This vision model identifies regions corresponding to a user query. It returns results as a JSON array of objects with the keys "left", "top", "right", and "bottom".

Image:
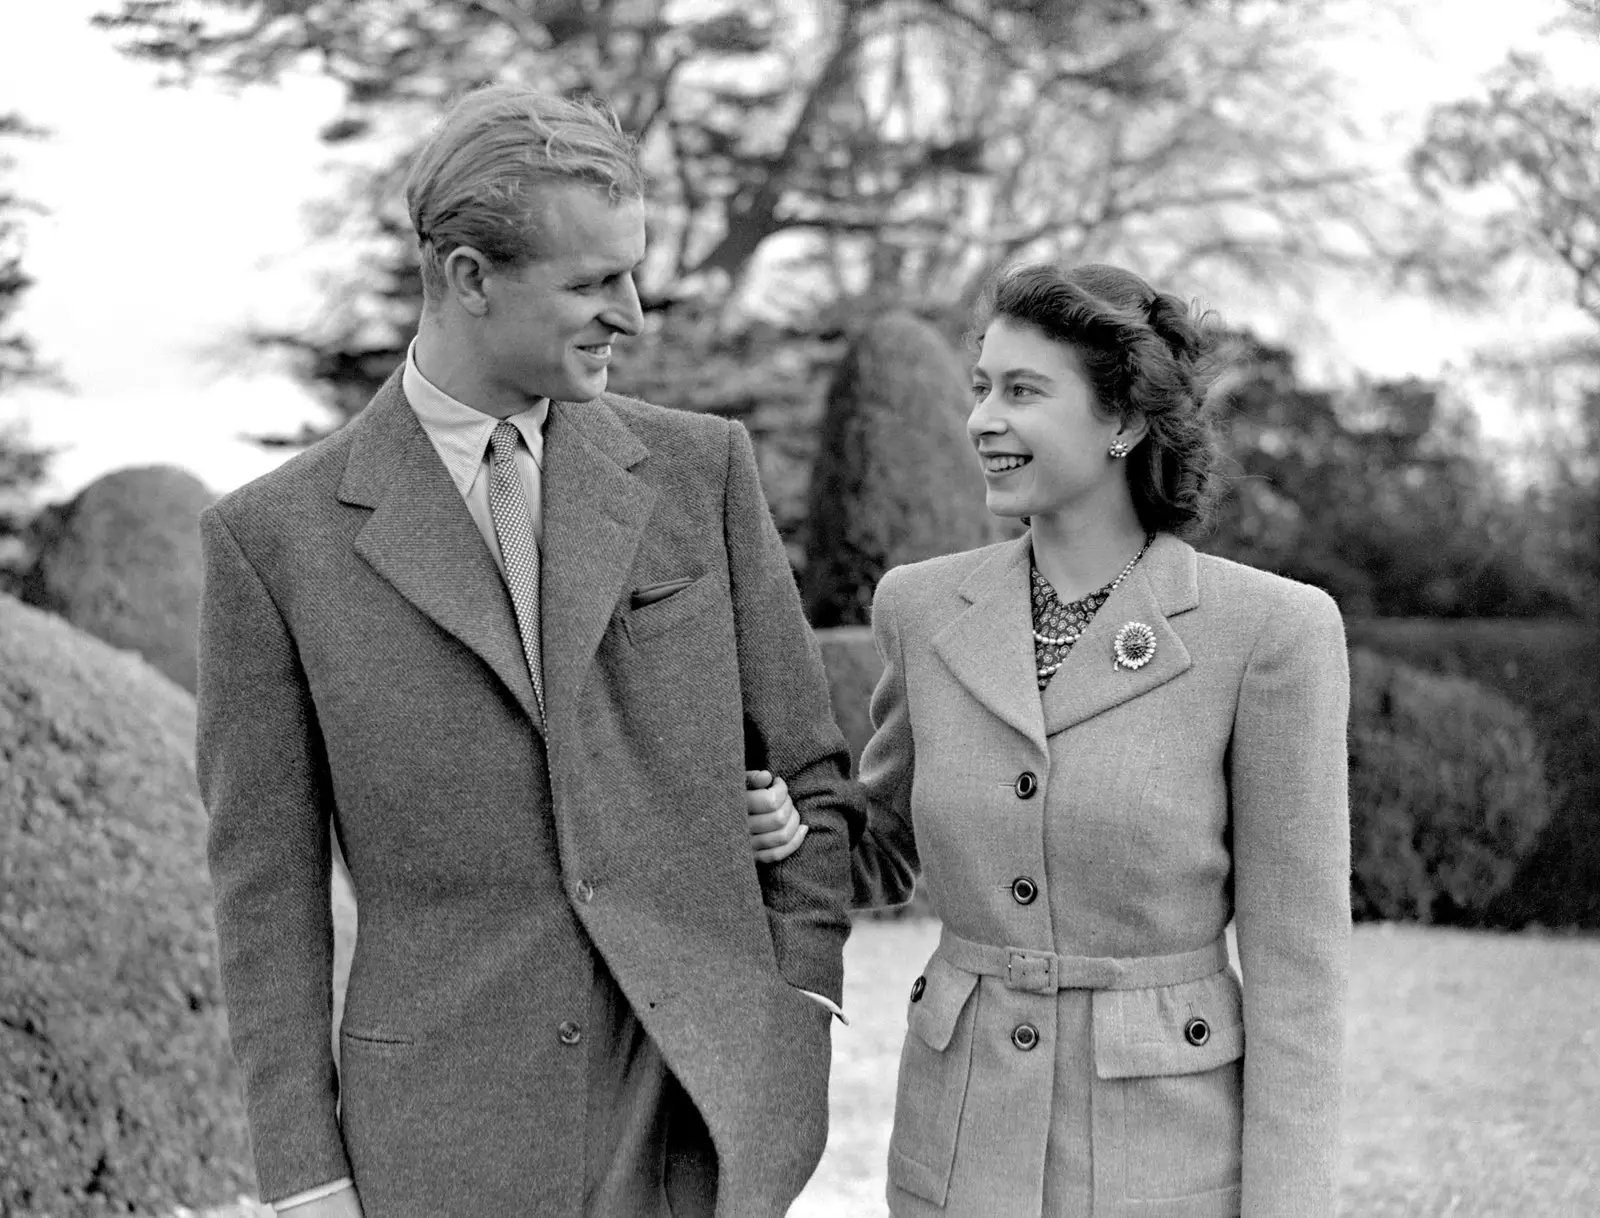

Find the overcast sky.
[{"left": 1, "top": 0, "right": 1595, "bottom": 500}]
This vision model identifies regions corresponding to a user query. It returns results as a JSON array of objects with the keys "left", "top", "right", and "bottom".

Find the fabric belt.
[{"left": 936, "top": 927, "right": 1229, "bottom": 993}]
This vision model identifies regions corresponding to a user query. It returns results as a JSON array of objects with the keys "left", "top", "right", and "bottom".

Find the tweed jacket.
[
  {"left": 852, "top": 532, "right": 1350, "bottom": 1217},
  {"left": 195, "top": 370, "right": 862, "bottom": 1216}
]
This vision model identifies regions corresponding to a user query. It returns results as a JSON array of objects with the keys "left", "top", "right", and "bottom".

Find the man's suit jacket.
[
  {"left": 195, "top": 370, "right": 862, "bottom": 1216},
  {"left": 852, "top": 533, "right": 1350, "bottom": 1216}
]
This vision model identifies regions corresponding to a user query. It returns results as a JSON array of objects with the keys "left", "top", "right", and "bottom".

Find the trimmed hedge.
[
  {"left": 0, "top": 593, "right": 253, "bottom": 1212},
  {"left": 1347, "top": 647, "right": 1551, "bottom": 924},
  {"left": 1347, "top": 618, "right": 1600, "bottom": 930},
  {"left": 800, "top": 312, "right": 995, "bottom": 628},
  {"left": 21, "top": 465, "right": 213, "bottom": 693},
  {"left": 818, "top": 626, "right": 1562, "bottom": 927}
]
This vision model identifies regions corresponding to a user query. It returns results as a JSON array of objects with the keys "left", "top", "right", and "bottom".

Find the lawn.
[
  {"left": 174, "top": 918, "right": 1599, "bottom": 1218},
  {"left": 789, "top": 918, "right": 1599, "bottom": 1218}
]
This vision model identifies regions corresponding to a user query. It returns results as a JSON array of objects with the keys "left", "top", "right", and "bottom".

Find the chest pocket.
[
  {"left": 887, "top": 955, "right": 980, "bottom": 1206},
  {"left": 622, "top": 573, "right": 717, "bottom": 644},
  {"left": 1091, "top": 966, "right": 1245, "bottom": 1211}
]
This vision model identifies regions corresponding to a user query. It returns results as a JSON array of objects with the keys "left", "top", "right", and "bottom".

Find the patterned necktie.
[{"left": 487, "top": 421, "right": 546, "bottom": 725}]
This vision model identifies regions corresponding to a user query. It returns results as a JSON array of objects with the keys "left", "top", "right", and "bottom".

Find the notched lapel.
[
  {"left": 538, "top": 398, "right": 656, "bottom": 729},
  {"left": 930, "top": 538, "right": 1047, "bottom": 754},
  {"left": 1041, "top": 535, "right": 1197, "bottom": 736},
  {"left": 343, "top": 385, "right": 543, "bottom": 727}
]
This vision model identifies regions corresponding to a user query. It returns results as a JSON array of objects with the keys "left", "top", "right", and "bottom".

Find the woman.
[{"left": 747, "top": 262, "right": 1350, "bottom": 1216}]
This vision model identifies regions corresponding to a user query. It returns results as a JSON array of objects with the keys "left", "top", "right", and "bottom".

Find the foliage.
[
  {"left": 0, "top": 594, "right": 253, "bottom": 1213},
  {"left": 1346, "top": 646, "right": 1552, "bottom": 925},
  {"left": 801, "top": 311, "right": 993, "bottom": 626},
  {"left": 0, "top": 113, "right": 55, "bottom": 559},
  {"left": 20, "top": 465, "right": 215, "bottom": 693},
  {"left": 1347, "top": 617, "right": 1600, "bottom": 931},
  {"left": 1204, "top": 333, "right": 1578, "bottom": 618},
  {"left": 93, "top": 0, "right": 1394, "bottom": 438}
]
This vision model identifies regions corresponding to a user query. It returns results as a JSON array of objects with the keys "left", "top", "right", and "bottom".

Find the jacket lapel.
[
  {"left": 930, "top": 536, "right": 1048, "bottom": 755},
  {"left": 339, "top": 372, "right": 542, "bottom": 727},
  {"left": 1041, "top": 532, "right": 1198, "bottom": 736},
  {"left": 538, "top": 396, "right": 656, "bottom": 732}
]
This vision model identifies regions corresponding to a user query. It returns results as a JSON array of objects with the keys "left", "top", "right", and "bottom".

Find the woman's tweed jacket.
[
  {"left": 852, "top": 532, "right": 1350, "bottom": 1217},
  {"left": 195, "top": 372, "right": 861, "bottom": 1216}
]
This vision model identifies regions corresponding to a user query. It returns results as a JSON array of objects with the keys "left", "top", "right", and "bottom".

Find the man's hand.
[
  {"left": 745, "top": 769, "right": 807, "bottom": 863},
  {"left": 277, "top": 1185, "right": 365, "bottom": 1218}
]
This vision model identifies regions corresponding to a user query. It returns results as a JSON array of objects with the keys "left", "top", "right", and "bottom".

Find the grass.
[{"left": 171, "top": 918, "right": 1600, "bottom": 1218}]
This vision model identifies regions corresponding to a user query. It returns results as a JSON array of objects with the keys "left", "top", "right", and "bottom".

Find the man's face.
[{"left": 478, "top": 182, "right": 647, "bottom": 404}]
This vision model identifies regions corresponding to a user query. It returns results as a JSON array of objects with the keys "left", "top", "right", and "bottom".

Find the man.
[{"left": 196, "top": 85, "right": 861, "bottom": 1217}]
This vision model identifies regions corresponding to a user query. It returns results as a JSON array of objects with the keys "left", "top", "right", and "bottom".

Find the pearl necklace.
[{"left": 1033, "top": 534, "right": 1155, "bottom": 679}]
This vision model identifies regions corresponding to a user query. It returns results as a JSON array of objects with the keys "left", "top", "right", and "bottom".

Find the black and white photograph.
[{"left": 1, "top": 1, "right": 1597, "bottom": 1215}]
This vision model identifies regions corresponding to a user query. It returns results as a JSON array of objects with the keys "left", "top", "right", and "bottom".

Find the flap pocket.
[
  {"left": 623, "top": 572, "right": 716, "bottom": 643},
  {"left": 1093, "top": 966, "right": 1244, "bottom": 1079},
  {"left": 907, "top": 955, "right": 980, "bottom": 1052}
]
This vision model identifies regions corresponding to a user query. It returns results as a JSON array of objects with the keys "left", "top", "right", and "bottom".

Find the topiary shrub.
[
  {"left": 801, "top": 311, "right": 995, "bottom": 627},
  {"left": 0, "top": 593, "right": 254, "bottom": 1213},
  {"left": 21, "top": 465, "right": 214, "bottom": 693},
  {"left": 1347, "top": 646, "right": 1553, "bottom": 924}
]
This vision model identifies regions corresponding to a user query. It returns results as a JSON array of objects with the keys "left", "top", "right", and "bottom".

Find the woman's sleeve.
[
  {"left": 850, "top": 567, "right": 921, "bottom": 909},
  {"left": 1230, "top": 582, "right": 1351, "bottom": 1218}
]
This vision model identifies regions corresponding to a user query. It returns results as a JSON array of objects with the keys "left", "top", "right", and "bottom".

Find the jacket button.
[
  {"left": 574, "top": 878, "right": 595, "bottom": 904},
  {"left": 910, "top": 975, "right": 926, "bottom": 1003},
  {"left": 1184, "top": 1017, "right": 1210, "bottom": 1047},
  {"left": 558, "top": 1021, "right": 583, "bottom": 1046},
  {"left": 1011, "top": 876, "right": 1038, "bottom": 905},
  {"left": 1014, "top": 771, "right": 1039, "bottom": 799},
  {"left": 1011, "top": 1023, "right": 1040, "bottom": 1051}
]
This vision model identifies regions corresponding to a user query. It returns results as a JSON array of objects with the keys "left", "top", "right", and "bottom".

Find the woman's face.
[{"left": 967, "top": 318, "right": 1133, "bottom": 523}]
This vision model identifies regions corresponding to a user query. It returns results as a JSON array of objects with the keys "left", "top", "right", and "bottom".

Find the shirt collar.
[{"left": 402, "top": 338, "right": 549, "bottom": 497}]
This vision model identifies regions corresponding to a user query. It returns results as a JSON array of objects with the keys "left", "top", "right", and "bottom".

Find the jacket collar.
[
  {"left": 337, "top": 372, "right": 656, "bottom": 741},
  {"left": 930, "top": 531, "right": 1199, "bottom": 749}
]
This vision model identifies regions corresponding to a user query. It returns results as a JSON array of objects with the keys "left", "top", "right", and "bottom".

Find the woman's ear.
[{"left": 1115, "top": 411, "right": 1150, "bottom": 450}]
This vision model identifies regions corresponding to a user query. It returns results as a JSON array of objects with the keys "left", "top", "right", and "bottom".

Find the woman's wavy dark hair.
[{"left": 971, "top": 261, "right": 1228, "bottom": 538}]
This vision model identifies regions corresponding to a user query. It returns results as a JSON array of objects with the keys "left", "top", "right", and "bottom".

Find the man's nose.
[{"left": 604, "top": 274, "right": 644, "bottom": 338}]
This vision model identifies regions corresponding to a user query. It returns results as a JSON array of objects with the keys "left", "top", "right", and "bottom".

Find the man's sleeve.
[
  {"left": 196, "top": 506, "right": 352, "bottom": 1202},
  {"left": 721, "top": 420, "right": 865, "bottom": 1005}
]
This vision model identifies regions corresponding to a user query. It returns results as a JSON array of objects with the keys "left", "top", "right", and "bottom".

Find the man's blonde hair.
[{"left": 404, "top": 85, "right": 644, "bottom": 302}]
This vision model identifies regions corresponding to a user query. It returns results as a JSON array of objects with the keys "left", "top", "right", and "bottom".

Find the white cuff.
[
  {"left": 273, "top": 1178, "right": 355, "bottom": 1211},
  {"left": 799, "top": 988, "right": 849, "bottom": 1026}
]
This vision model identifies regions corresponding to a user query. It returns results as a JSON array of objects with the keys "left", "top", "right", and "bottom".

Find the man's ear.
[{"left": 443, "top": 246, "right": 492, "bottom": 317}]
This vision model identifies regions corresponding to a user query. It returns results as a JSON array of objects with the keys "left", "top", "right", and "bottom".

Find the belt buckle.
[{"left": 1005, "top": 949, "right": 1056, "bottom": 994}]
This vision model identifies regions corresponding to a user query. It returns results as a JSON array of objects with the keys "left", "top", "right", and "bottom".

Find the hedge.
[
  {"left": 0, "top": 593, "right": 253, "bottom": 1213},
  {"left": 800, "top": 312, "right": 996, "bottom": 628},
  {"left": 1347, "top": 618, "right": 1600, "bottom": 930},
  {"left": 21, "top": 464, "right": 213, "bottom": 693},
  {"left": 1347, "top": 647, "right": 1550, "bottom": 924}
]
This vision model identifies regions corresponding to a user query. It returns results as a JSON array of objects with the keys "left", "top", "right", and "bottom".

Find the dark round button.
[
  {"left": 910, "top": 975, "right": 926, "bottom": 1003},
  {"left": 1184, "top": 1017, "right": 1210, "bottom": 1047},
  {"left": 558, "top": 1020, "right": 582, "bottom": 1046},
  {"left": 1011, "top": 876, "right": 1038, "bottom": 905},
  {"left": 1014, "top": 771, "right": 1039, "bottom": 800},
  {"left": 574, "top": 878, "right": 595, "bottom": 904},
  {"left": 1011, "top": 1023, "right": 1040, "bottom": 1051}
]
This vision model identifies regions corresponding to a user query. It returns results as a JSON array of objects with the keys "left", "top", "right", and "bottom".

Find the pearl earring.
[{"left": 1108, "top": 438, "right": 1131, "bottom": 458}]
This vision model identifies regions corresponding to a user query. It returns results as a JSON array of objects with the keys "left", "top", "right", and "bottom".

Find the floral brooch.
[{"left": 1113, "top": 621, "right": 1157, "bottom": 671}]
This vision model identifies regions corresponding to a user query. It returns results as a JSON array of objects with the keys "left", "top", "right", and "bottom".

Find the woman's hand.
[{"left": 746, "top": 769, "right": 807, "bottom": 863}]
